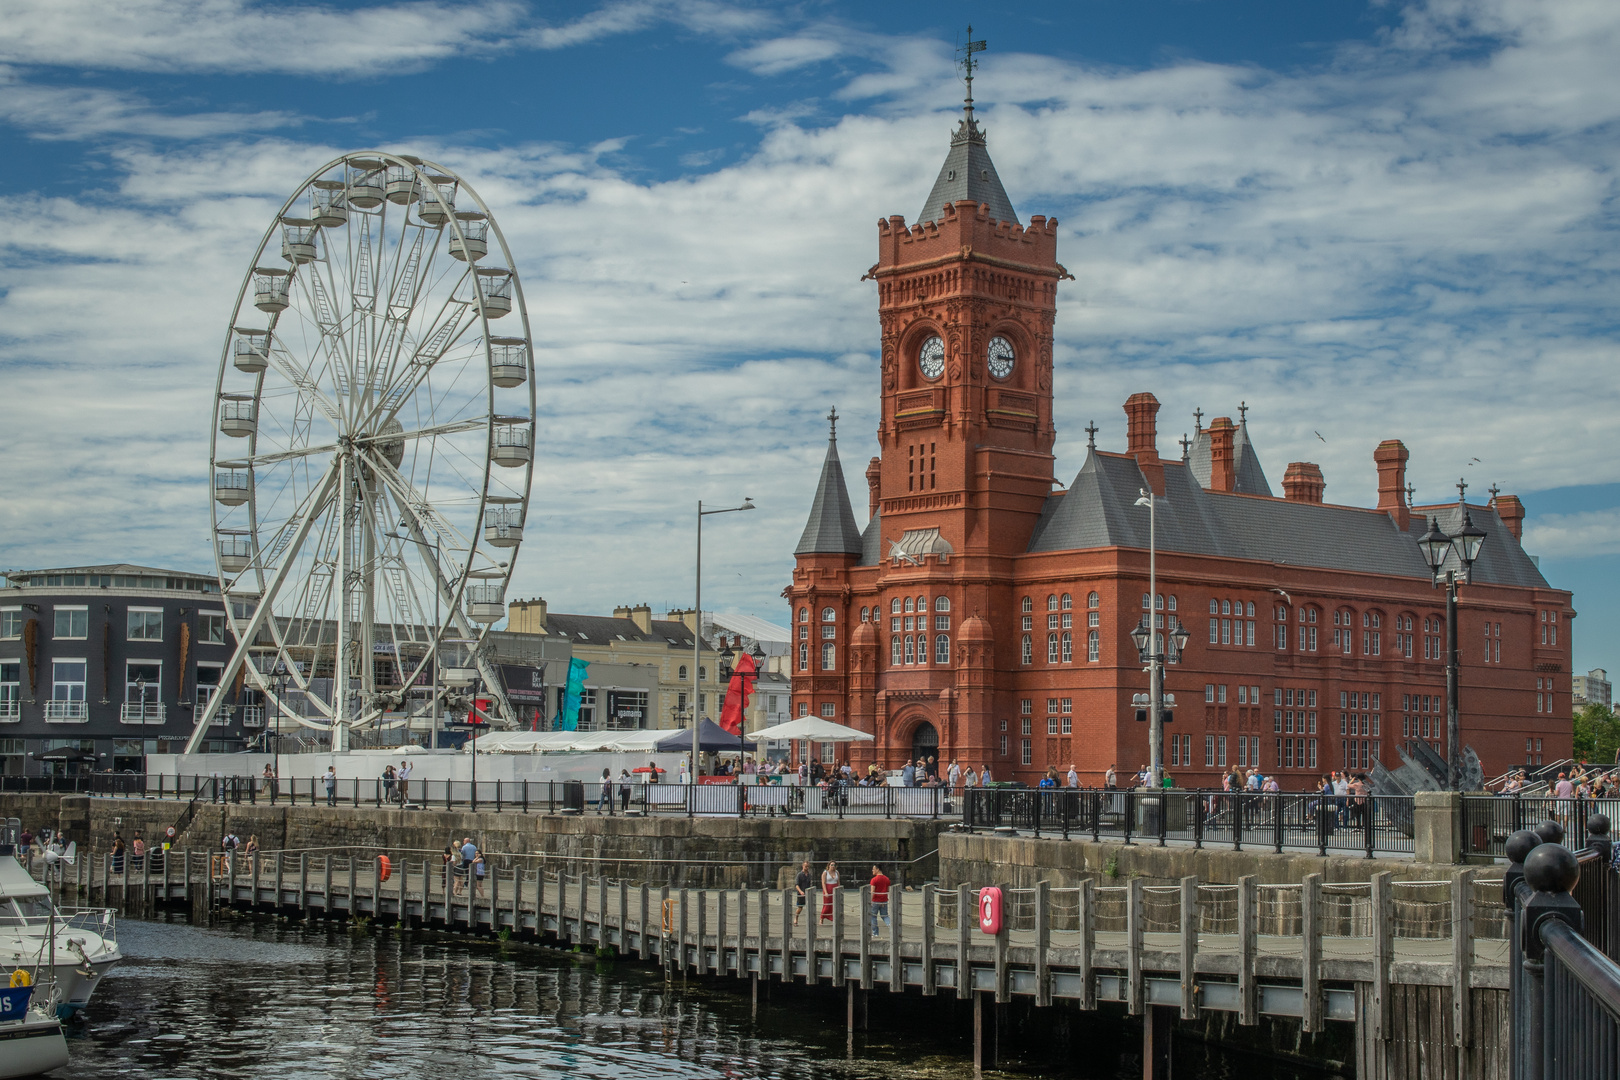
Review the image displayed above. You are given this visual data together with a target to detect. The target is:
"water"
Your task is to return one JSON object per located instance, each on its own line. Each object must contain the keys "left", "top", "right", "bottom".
{"left": 59, "top": 916, "right": 1345, "bottom": 1079}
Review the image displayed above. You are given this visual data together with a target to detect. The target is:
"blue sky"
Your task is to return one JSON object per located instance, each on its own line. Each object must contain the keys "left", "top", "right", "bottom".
{"left": 0, "top": 0, "right": 1617, "bottom": 674}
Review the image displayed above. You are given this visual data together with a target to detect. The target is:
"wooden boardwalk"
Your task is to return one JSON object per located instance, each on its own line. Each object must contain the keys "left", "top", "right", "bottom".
{"left": 53, "top": 849, "right": 1508, "bottom": 1032}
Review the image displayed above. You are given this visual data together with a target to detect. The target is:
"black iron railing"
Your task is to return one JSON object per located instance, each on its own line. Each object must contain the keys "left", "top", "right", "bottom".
{"left": 1506, "top": 825, "right": 1620, "bottom": 1080}
{"left": 961, "top": 787, "right": 1415, "bottom": 856}
{"left": 65, "top": 773, "right": 952, "bottom": 819}
{"left": 1464, "top": 795, "right": 1620, "bottom": 859}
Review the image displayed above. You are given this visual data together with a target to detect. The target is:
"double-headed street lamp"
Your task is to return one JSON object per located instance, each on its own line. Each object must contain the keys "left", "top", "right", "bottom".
{"left": 1131, "top": 488, "right": 1191, "bottom": 789}
{"left": 692, "top": 498, "right": 755, "bottom": 778}
{"left": 1416, "top": 483, "right": 1488, "bottom": 791}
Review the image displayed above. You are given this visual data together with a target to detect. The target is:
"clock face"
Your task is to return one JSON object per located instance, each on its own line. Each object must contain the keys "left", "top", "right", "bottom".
{"left": 918, "top": 335, "right": 945, "bottom": 380}
{"left": 987, "top": 336, "right": 1015, "bottom": 380}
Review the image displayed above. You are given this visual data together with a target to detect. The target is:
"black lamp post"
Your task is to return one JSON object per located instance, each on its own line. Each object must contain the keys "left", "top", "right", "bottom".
{"left": 1129, "top": 618, "right": 1191, "bottom": 786}
{"left": 269, "top": 658, "right": 290, "bottom": 799}
{"left": 1417, "top": 483, "right": 1487, "bottom": 791}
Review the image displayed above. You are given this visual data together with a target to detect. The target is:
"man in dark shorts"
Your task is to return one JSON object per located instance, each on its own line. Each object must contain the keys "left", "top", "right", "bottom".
{"left": 794, "top": 860, "right": 812, "bottom": 926}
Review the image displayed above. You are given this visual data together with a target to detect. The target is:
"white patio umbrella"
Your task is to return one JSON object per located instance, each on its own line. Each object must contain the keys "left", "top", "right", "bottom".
{"left": 761, "top": 717, "right": 875, "bottom": 743}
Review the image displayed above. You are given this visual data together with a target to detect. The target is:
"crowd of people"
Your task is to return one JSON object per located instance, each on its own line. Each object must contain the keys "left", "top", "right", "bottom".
{"left": 1498, "top": 764, "right": 1620, "bottom": 798}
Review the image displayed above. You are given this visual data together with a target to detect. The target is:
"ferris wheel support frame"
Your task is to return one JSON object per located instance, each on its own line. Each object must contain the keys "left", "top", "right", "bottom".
{"left": 198, "top": 150, "right": 534, "bottom": 755}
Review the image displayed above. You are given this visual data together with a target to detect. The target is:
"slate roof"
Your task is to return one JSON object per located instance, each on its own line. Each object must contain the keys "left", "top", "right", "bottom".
{"left": 796, "top": 431, "right": 865, "bottom": 556}
{"left": 1026, "top": 449, "right": 1550, "bottom": 589}
{"left": 917, "top": 114, "right": 1020, "bottom": 227}
{"left": 1187, "top": 423, "right": 1273, "bottom": 496}
{"left": 859, "top": 511, "right": 884, "bottom": 566}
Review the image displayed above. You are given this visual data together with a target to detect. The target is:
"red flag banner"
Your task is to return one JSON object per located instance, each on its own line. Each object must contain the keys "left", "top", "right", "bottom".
{"left": 718, "top": 652, "right": 757, "bottom": 736}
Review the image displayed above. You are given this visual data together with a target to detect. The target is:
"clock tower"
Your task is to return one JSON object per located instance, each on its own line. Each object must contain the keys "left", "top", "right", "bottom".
{"left": 869, "top": 100, "right": 1063, "bottom": 558}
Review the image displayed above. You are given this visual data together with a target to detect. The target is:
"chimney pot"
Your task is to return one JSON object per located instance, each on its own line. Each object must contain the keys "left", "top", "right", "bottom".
{"left": 1282, "top": 461, "right": 1326, "bottom": 504}
{"left": 1123, "top": 392, "right": 1161, "bottom": 462}
{"left": 1208, "top": 417, "right": 1237, "bottom": 492}
{"left": 1374, "top": 440, "right": 1410, "bottom": 530}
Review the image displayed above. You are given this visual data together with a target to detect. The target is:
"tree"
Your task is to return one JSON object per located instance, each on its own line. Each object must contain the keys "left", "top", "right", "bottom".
{"left": 1571, "top": 703, "right": 1620, "bottom": 765}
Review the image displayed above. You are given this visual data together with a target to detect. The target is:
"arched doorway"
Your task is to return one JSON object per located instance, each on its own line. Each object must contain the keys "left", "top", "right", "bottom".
{"left": 910, "top": 721, "right": 939, "bottom": 773}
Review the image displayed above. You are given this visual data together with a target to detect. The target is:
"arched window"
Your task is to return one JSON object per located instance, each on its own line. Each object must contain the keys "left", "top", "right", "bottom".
{"left": 679, "top": 665, "right": 688, "bottom": 680}
{"left": 1168, "top": 595, "right": 1177, "bottom": 611}
{"left": 913, "top": 635, "right": 926, "bottom": 664}
{"left": 1047, "top": 634, "right": 1059, "bottom": 662}
{"left": 1209, "top": 598, "right": 1219, "bottom": 614}
{"left": 1245, "top": 601, "right": 1255, "bottom": 618}
{"left": 798, "top": 607, "right": 809, "bottom": 623}
{"left": 699, "top": 667, "right": 706, "bottom": 679}
{"left": 1222, "top": 599, "right": 1231, "bottom": 615}
{"left": 904, "top": 636, "right": 915, "bottom": 664}
{"left": 904, "top": 596, "right": 914, "bottom": 613}
{"left": 1021, "top": 635, "right": 1032, "bottom": 664}
{"left": 1061, "top": 631, "right": 1073, "bottom": 662}
{"left": 821, "top": 606, "right": 836, "bottom": 622}
{"left": 890, "top": 637, "right": 902, "bottom": 664}
{"left": 891, "top": 597, "right": 902, "bottom": 614}
{"left": 1088, "top": 591, "right": 1100, "bottom": 609}
{"left": 821, "top": 642, "right": 835, "bottom": 671}
{"left": 798, "top": 645, "right": 808, "bottom": 671}
{"left": 934, "top": 635, "right": 949, "bottom": 664}
{"left": 1021, "top": 596, "right": 1033, "bottom": 613}
{"left": 1087, "top": 629, "right": 1099, "bottom": 662}
{"left": 1143, "top": 594, "right": 1152, "bottom": 610}
{"left": 1061, "top": 593, "right": 1073, "bottom": 610}
{"left": 935, "top": 595, "right": 950, "bottom": 612}
{"left": 916, "top": 594, "right": 926, "bottom": 612}
{"left": 859, "top": 607, "right": 869, "bottom": 622}
{"left": 1156, "top": 594, "right": 1165, "bottom": 610}
{"left": 1047, "top": 594, "right": 1059, "bottom": 611}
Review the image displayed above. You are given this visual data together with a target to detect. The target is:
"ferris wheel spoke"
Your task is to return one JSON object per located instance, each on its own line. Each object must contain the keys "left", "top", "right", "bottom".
{"left": 361, "top": 446, "right": 476, "bottom": 556}
{"left": 248, "top": 441, "right": 343, "bottom": 467}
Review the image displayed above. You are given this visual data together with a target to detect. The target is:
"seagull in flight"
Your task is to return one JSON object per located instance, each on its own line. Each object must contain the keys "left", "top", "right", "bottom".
{"left": 1270, "top": 588, "right": 1293, "bottom": 605}
{"left": 1313, "top": 431, "right": 1326, "bottom": 443}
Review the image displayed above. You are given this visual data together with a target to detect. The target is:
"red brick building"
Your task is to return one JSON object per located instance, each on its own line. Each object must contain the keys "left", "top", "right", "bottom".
{"left": 785, "top": 102, "right": 1574, "bottom": 788}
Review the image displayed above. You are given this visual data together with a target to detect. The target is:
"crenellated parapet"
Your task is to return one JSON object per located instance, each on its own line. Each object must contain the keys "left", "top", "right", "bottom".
{"left": 875, "top": 201, "right": 1060, "bottom": 279}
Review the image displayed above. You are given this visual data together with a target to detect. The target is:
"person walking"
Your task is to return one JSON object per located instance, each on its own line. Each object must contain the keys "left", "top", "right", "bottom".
{"left": 597, "top": 768, "right": 614, "bottom": 815}
{"left": 323, "top": 766, "right": 338, "bottom": 806}
{"left": 818, "top": 860, "right": 840, "bottom": 925}
{"left": 243, "top": 834, "right": 259, "bottom": 875}
{"left": 869, "top": 865, "right": 891, "bottom": 938}
{"left": 1067, "top": 764, "right": 1079, "bottom": 789}
{"left": 619, "top": 769, "right": 633, "bottom": 812}
{"left": 793, "top": 860, "right": 812, "bottom": 927}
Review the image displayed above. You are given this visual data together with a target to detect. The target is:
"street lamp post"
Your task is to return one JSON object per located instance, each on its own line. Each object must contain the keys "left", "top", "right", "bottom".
{"left": 270, "top": 658, "right": 290, "bottom": 802}
{"left": 1130, "top": 488, "right": 1190, "bottom": 790}
{"left": 692, "top": 498, "right": 755, "bottom": 781}
{"left": 385, "top": 527, "right": 441, "bottom": 750}
{"left": 1417, "top": 484, "right": 1487, "bottom": 791}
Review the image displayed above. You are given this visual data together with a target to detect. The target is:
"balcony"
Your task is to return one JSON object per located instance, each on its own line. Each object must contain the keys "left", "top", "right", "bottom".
{"left": 0, "top": 701, "right": 18, "bottom": 722}
{"left": 240, "top": 707, "right": 265, "bottom": 728}
{"left": 45, "top": 700, "right": 88, "bottom": 722}
{"left": 120, "top": 702, "right": 166, "bottom": 725}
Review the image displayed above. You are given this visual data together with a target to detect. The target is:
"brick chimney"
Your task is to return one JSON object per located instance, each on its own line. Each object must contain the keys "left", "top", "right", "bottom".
{"left": 1495, "top": 494, "right": 1525, "bottom": 541}
{"left": 507, "top": 597, "right": 548, "bottom": 634}
{"left": 1374, "top": 440, "right": 1410, "bottom": 530}
{"left": 1207, "top": 416, "right": 1236, "bottom": 492}
{"left": 867, "top": 456, "right": 881, "bottom": 519}
{"left": 1282, "top": 462, "right": 1325, "bottom": 504}
{"left": 1123, "top": 392, "right": 1161, "bottom": 462}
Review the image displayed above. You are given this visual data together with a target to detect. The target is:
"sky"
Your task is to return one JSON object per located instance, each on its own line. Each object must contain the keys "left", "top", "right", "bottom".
{"left": 0, "top": 0, "right": 1616, "bottom": 674}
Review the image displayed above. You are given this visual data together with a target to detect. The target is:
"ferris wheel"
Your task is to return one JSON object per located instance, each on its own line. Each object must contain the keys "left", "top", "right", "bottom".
{"left": 186, "top": 152, "right": 535, "bottom": 752}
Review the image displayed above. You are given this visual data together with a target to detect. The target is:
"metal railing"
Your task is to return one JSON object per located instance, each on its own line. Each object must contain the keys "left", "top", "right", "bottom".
{"left": 1464, "top": 795, "right": 1620, "bottom": 859}
{"left": 119, "top": 702, "right": 165, "bottom": 724}
{"left": 1506, "top": 825, "right": 1620, "bottom": 1080}
{"left": 962, "top": 787, "right": 1416, "bottom": 856}
{"left": 67, "top": 773, "right": 953, "bottom": 819}
{"left": 44, "top": 699, "right": 88, "bottom": 721}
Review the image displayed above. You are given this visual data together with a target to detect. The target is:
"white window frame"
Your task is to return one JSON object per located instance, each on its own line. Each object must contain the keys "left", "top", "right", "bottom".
{"left": 48, "top": 658, "right": 88, "bottom": 722}
{"left": 0, "top": 608, "right": 21, "bottom": 640}
{"left": 199, "top": 610, "right": 228, "bottom": 645}
{"left": 127, "top": 606, "right": 164, "bottom": 642}
{"left": 54, "top": 606, "right": 88, "bottom": 640}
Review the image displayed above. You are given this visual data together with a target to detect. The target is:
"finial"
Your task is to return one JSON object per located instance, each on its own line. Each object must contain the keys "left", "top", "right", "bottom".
{"left": 1456, "top": 477, "right": 1468, "bottom": 504}
{"left": 1238, "top": 401, "right": 1248, "bottom": 424}
{"left": 828, "top": 407, "right": 839, "bottom": 440}
{"left": 1488, "top": 483, "right": 1500, "bottom": 504}
{"left": 1085, "top": 421, "right": 1098, "bottom": 449}
{"left": 1406, "top": 482, "right": 1415, "bottom": 508}
{"left": 957, "top": 25, "right": 987, "bottom": 121}
{"left": 1193, "top": 408, "right": 1203, "bottom": 433}
{"left": 1179, "top": 433, "right": 1191, "bottom": 461}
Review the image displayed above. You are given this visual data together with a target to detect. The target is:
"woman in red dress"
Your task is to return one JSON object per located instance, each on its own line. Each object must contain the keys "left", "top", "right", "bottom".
{"left": 819, "top": 860, "right": 840, "bottom": 923}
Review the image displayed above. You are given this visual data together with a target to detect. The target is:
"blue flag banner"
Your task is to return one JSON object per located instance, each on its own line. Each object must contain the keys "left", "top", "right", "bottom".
{"left": 561, "top": 657, "right": 590, "bottom": 731}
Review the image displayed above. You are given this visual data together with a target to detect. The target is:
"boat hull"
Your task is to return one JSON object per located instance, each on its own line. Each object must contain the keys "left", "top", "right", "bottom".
{"left": 0, "top": 1014, "right": 69, "bottom": 1077}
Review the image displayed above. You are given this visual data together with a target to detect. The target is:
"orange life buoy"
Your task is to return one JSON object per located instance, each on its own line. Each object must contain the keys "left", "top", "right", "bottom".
{"left": 377, "top": 855, "right": 392, "bottom": 882}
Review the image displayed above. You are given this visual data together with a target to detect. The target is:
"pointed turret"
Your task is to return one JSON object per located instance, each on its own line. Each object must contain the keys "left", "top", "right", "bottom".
{"left": 795, "top": 408, "right": 864, "bottom": 556}
{"left": 917, "top": 31, "right": 1018, "bottom": 226}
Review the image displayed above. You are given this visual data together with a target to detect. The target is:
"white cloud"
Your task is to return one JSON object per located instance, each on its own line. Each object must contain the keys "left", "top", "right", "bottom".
{"left": 0, "top": 71, "right": 306, "bottom": 139}
{"left": 1522, "top": 509, "right": 1620, "bottom": 559}
{"left": 1, "top": 0, "right": 1618, "bottom": 629}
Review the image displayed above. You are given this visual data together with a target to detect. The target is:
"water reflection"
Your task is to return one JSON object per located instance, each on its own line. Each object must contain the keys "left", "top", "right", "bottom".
{"left": 62, "top": 916, "right": 1341, "bottom": 1080}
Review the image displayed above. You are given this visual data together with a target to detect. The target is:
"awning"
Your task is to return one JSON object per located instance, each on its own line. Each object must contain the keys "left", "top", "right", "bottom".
{"left": 654, "top": 718, "right": 756, "bottom": 753}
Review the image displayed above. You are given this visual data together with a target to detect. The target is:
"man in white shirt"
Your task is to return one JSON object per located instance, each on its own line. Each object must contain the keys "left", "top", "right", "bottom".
{"left": 397, "top": 760, "right": 413, "bottom": 804}
{"left": 1067, "top": 764, "right": 1079, "bottom": 789}
{"left": 947, "top": 760, "right": 961, "bottom": 794}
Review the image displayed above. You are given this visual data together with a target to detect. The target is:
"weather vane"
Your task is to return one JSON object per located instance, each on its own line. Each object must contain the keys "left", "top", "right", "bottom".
{"left": 957, "top": 25, "right": 987, "bottom": 116}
